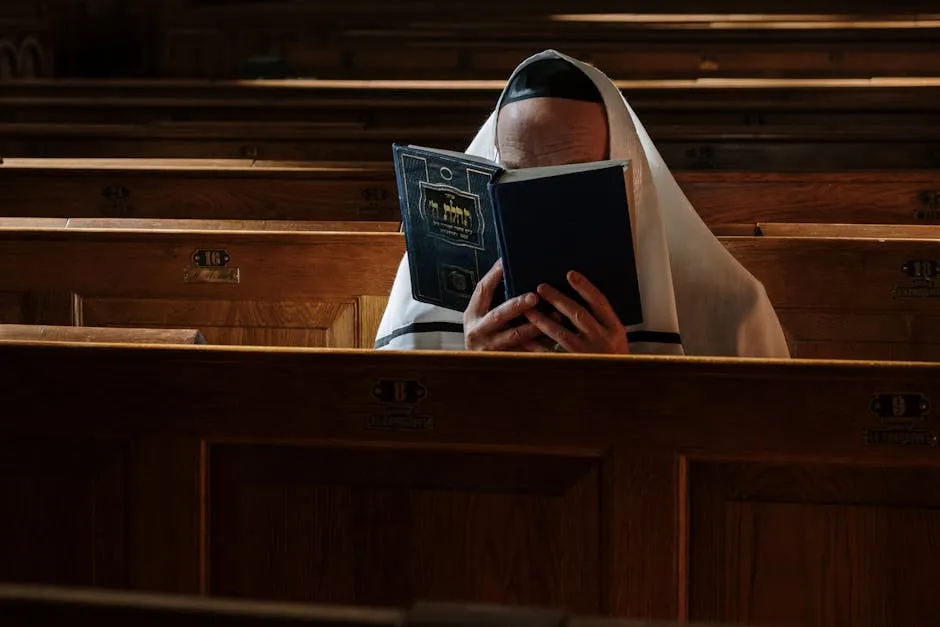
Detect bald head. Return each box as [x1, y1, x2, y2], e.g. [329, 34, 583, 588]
[496, 97, 609, 170]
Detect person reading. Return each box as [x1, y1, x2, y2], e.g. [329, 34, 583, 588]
[375, 50, 790, 358]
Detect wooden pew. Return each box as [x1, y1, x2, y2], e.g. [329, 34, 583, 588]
[0, 220, 404, 349]
[294, 22, 940, 81]
[0, 219, 938, 360]
[4, 159, 940, 226]
[1, 342, 939, 627]
[2, 119, 935, 171]
[3, 78, 939, 129]
[0, 323, 206, 344]
[2, 79, 939, 170]
[721, 232, 940, 361]
[124, 5, 940, 80]
[0, 159, 401, 222]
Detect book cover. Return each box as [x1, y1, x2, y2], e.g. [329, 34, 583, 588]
[393, 143, 505, 312]
[489, 163, 644, 327]
[394, 144, 642, 330]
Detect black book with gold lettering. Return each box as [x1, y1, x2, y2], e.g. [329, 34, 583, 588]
[393, 143, 643, 327]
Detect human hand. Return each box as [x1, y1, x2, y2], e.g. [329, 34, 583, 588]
[523, 270, 630, 354]
[463, 259, 544, 351]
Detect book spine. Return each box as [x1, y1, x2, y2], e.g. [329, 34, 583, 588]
[488, 182, 512, 304]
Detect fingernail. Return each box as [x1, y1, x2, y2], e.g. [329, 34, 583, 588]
[568, 271, 582, 284]
[523, 293, 537, 305]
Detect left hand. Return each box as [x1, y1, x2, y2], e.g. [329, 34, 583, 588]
[523, 270, 630, 354]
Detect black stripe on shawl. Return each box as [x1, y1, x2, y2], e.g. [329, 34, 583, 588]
[374, 323, 683, 348]
[374, 322, 465, 348]
[626, 330, 683, 345]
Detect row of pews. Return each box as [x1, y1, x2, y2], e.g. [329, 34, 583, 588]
[1, 79, 940, 170]
[2, 158, 940, 224]
[8, 4, 940, 80]
[0, 216, 939, 359]
[3, 16, 940, 626]
[153, 8, 940, 80]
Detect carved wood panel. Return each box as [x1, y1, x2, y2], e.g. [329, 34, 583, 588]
[0, 290, 75, 325]
[209, 444, 602, 609]
[81, 297, 360, 347]
[0, 437, 128, 588]
[688, 461, 940, 627]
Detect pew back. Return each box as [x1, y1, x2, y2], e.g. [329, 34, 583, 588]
[0, 222, 404, 349]
[0, 159, 401, 222]
[1, 343, 938, 627]
[1, 221, 939, 359]
[2, 80, 940, 170]
[723, 234, 940, 361]
[3, 120, 937, 171]
[4, 159, 940, 226]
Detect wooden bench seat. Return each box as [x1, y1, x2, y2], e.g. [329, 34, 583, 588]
[0, 583, 745, 627]
[0, 323, 206, 344]
[1, 342, 939, 627]
[0, 584, 401, 627]
[714, 222, 940, 237]
[0, 217, 401, 233]
[3, 159, 940, 226]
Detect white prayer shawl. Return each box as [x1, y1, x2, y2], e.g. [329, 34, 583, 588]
[375, 50, 790, 358]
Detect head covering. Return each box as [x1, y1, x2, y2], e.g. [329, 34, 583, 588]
[499, 56, 605, 109]
[375, 49, 790, 358]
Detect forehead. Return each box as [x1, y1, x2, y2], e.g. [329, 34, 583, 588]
[495, 98, 609, 167]
[496, 96, 607, 129]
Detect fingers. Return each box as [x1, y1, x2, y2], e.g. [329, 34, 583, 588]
[536, 283, 606, 338]
[465, 259, 503, 318]
[524, 309, 584, 354]
[567, 271, 622, 329]
[472, 292, 538, 338]
[521, 339, 553, 352]
[475, 319, 543, 351]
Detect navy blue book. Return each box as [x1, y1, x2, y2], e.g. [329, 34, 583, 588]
[393, 143, 643, 327]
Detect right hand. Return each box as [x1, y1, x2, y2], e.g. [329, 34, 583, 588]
[463, 259, 543, 351]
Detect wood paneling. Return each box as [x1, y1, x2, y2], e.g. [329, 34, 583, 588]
[151, 4, 940, 79]
[4, 223, 940, 359]
[0, 225, 402, 349]
[0, 290, 75, 325]
[4, 161, 940, 227]
[0, 159, 399, 222]
[722, 236, 940, 361]
[1, 81, 939, 170]
[2, 343, 940, 625]
[210, 445, 600, 607]
[2, 122, 935, 170]
[0, 437, 127, 588]
[81, 298, 356, 347]
[689, 462, 940, 627]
